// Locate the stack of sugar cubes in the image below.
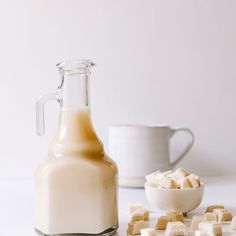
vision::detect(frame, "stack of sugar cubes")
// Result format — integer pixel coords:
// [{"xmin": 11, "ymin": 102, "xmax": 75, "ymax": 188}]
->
[{"xmin": 145, "ymin": 167, "xmax": 201, "ymax": 189}]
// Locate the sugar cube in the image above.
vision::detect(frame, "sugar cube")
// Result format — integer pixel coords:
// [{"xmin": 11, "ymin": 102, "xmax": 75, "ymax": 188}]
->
[
  {"xmin": 195, "ymin": 230, "xmax": 210, "ymax": 236},
  {"xmin": 212, "ymin": 208, "xmax": 232, "ymax": 221},
  {"xmin": 230, "ymin": 216, "xmax": 236, "ymax": 230},
  {"xmin": 205, "ymin": 205, "xmax": 224, "ymax": 213},
  {"xmin": 187, "ymin": 174, "xmax": 200, "ymax": 188},
  {"xmin": 155, "ymin": 216, "xmax": 171, "ymax": 230},
  {"xmin": 127, "ymin": 220, "xmax": 149, "ymax": 235},
  {"xmin": 145, "ymin": 171, "xmax": 161, "ymax": 187},
  {"xmin": 131, "ymin": 208, "xmax": 149, "ymax": 221},
  {"xmin": 204, "ymin": 212, "xmax": 217, "ymax": 221},
  {"xmin": 178, "ymin": 177, "xmax": 192, "ymax": 189},
  {"xmin": 128, "ymin": 203, "xmax": 144, "ymax": 215},
  {"xmin": 172, "ymin": 168, "xmax": 189, "ymax": 179},
  {"xmin": 191, "ymin": 215, "xmax": 205, "ymax": 231},
  {"xmin": 167, "ymin": 212, "xmax": 184, "ymax": 222},
  {"xmin": 198, "ymin": 222, "xmax": 222, "ymax": 236},
  {"xmin": 217, "ymin": 209, "xmax": 232, "ymax": 221},
  {"xmin": 140, "ymin": 228, "xmax": 157, "ymax": 236},
  {"xmin": 158, "ymin": 170, "xmax": 173, "ymax": 177},
  {"xmin": 165, "ymin": 222, "xmax": 187, "ymax": 236},
  {"xmin": 159, "ymin": 177, "xmax": 178, "ymax": 189},
  {"xmin": 131, "ymin": 210, "xmax": 144, "ymax": 222},
  {"xmin": 212, "ymin": 208, "xmax": 224, "ymax": 220}
]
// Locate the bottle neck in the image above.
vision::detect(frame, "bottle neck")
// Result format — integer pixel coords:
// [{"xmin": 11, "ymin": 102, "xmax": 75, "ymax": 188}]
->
[
  {"xmin": 50, "ymin": 72, "xmax": 104, "ymax": 157},
  {"xmin": 58, "ymin": 72, "xmax": 94, "ymax": 141},
  {"xmin": 60, "ymin": 72, "xmax": 90, "ymax": 109}
]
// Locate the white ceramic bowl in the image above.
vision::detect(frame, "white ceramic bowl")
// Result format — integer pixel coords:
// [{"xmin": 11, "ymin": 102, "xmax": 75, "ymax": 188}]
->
[{"xmin": 145, "ymin": 183, "xmax": 204, "ymax": 213}]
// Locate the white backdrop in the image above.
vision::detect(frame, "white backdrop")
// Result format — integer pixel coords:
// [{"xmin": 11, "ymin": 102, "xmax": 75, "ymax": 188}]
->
[{"xmin": 0, "ymin": 0, "xmax": 236, "ymax": 179}]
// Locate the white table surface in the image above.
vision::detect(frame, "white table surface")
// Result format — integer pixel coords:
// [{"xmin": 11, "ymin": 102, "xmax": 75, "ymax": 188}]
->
[{"xmin": 0, "ymin": 176, "xmax": 236, "ymax": 235}]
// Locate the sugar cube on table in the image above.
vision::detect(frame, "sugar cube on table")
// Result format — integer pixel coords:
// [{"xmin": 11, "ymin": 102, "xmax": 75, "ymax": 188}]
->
[
  {"xmin": 191, "ymin": 215, "xmax": 205, "ymax": 231},
  {"xmin": 165, "ymin": 222, "xmax": 187, "ymax": 236},
  {"xmin": 212, "ymin": 208, "xmax": 224, "ymax": 220},
  {"xmin": 143, "ymin": 210, "xmax": 150, "ymax": 221},
  {"xmin": 140, "ymin": 228, "xmax": 157, "ymax": 236},
  {"xmin": 195, "ymin": 230, "xmax": 210, "ymax": 236},
  {"xmin": 155, "ymin": 216, "xmax": 171, "ymax": 230},
  {"xmin": 198, "ymin": 222, "xmax": 222, "ymax": 236},
  {"xmin": 217, "ymin": 210, "xmax": 232, "ymax": 221},
  {"xmin": 131, "ymin": 210, "xmax": 144, "ymax": 222},
  {"xmin": 131, "ymin": 208, "xmax": 149, "ymax": 221},
  {"xmin": 205, "ymin": 205, "xmax": 224, "ymax": 213},
  {"xmin": 204, "ymin": 212, "xmax": 217, "ymax": 221},
  {"xmin": 127, "ymin": 220, "xmax": 149, "ymax": 235},
  {"xmin": 212, "ymin": 208, "xmax": 232, "ymax": 221},
  {"xmin": 230, "ymin": 216, "xmax": 236, "ymax": 230},
  {"xmin": 128, "ymin": 203, "xmax": 144, "ymax": 215},
  {"xmin": 167, "ymin": 212, "xmax": 184, "ymax": 223}
]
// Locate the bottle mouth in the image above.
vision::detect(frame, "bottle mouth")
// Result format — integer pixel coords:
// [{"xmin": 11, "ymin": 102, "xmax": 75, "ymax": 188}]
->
[{"xmin": 56, "ymin": 59, "xmax": 95, "ymax": 74}]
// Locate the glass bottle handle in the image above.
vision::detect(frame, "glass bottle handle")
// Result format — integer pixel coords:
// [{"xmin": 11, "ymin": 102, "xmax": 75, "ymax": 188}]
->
[{"xmin": 36, "ymin": 90, "xmax": 62, "ymax": 136}]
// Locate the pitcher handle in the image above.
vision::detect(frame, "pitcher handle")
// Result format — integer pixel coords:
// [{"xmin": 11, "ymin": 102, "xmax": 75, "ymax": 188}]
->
[
  {"xmin": 36, "ymin": 90, "xmax": 62, "ymax": 136},
  {"xmin": 169, "ymin": 127, "xmax": 194, "ymax": 167}
]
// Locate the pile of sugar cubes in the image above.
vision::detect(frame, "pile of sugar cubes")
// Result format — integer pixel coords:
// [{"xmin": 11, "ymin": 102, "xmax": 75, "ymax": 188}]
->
[
  {"xmin": 192, "ymin": 205, "xmax": 235, "ymax": 235},
  {"xmin": 127, "ymin": 203, "xmax": 236, "ymax": 236},
  {"xmin": 127, "ymin": 203, "xmax": 188, "ymax": 236},
  {"xmin": 145, "ymin": 168, "xmax": 201, "ymax": 189}
]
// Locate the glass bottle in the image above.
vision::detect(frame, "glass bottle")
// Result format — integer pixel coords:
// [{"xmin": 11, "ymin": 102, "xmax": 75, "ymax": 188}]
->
[{"xmin": 35, "ymin": 60, "xmax": 118, "ymax": 236}]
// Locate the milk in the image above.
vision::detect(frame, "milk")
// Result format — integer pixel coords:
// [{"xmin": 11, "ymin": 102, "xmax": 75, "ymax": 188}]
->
[{"xmin": 35, "ymin": 108, "xmax": 118, "ymax": 235}]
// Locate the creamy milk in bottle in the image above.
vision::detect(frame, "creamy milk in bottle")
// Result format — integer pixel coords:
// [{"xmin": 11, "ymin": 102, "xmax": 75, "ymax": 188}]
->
[{"xmin": 35, "ymin": 60, "xmax": 118, "ymax": 236}]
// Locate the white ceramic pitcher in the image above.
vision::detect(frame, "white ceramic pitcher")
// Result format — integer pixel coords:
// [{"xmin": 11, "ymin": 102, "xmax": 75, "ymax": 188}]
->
[{"xmin": 109, "ymin": 125, "xmax": 194, "ymax": 187}]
